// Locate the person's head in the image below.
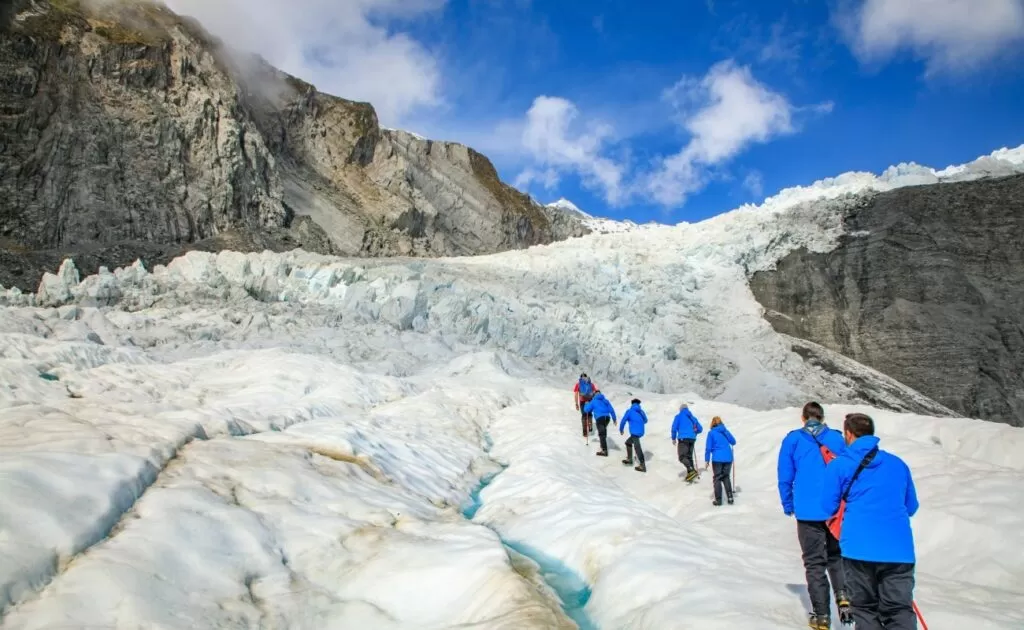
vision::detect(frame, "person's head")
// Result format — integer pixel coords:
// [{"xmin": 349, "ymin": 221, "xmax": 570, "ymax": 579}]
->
[
  {"xmin": 801, "ymin": 401, "xmax": 824, "ymax": 425},
  {"xmin": 580, "ymin": 373, "xmax": 589, "ymax": 382},
  {"xmin": 679, "ymin": 402, "xmax": 689, "ymax": 411},
  {"xmin": 843, "ymin": 413, "xmax": 875, "ymax": 445},
  {"xmin": 710, "ymin": 416, "xmax": 723, "ymax": 428},
  {"xmin": 631, "ymin": 398, "xmax": 641, "ymax": 406}
]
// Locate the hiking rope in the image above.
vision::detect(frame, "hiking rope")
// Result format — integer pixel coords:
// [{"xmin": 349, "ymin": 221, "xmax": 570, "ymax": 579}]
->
[{"xmin": 913, "ymin": 601, "xmax": 928, "ymax": 630}]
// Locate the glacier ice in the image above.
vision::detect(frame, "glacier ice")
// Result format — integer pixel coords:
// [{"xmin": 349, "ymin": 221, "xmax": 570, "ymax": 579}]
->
[{"xmin": 1, "ymin": 144, "xmax": 1023, "ymax": 628}]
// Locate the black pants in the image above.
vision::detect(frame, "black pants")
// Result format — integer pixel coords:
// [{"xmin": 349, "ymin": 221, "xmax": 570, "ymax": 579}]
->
[
  {"xmin": 845, "ymin": 559, "xmax": 916, "ymax": 629},
  {"xmin": 579, "ymin": 398, "xmax": 593, "ymax": 436},
  {"xmin": 797, "ymin": 520, "xmax": 847, "ymax": 617},
  {"xmin": 677, "ymin": 438, "xmax": 696, "ymax": 472},
  {"xmin": 625, "ymin": 435, "xmax": 645, "ymax": 464},
  {"xmin": 711, "ymin": 462, "xmax": 733, "ymax": 502},
  {"xmin": 595, "ymin": 416, "xmax": 610, "ymax": 452}
]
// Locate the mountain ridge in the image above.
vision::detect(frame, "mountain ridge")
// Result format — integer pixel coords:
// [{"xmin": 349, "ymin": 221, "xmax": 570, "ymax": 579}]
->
[{"xmin": 0, "ymin": 0, "xmax": 587, "ymax": 291}]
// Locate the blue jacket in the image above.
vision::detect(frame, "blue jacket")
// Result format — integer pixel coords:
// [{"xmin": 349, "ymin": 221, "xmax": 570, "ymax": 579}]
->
[
  {"xmin": 777, "ymin": 422, "xmax": 848, "ymax": 520},
  {"xmin": 704, "ymin": 424, "xmax": 736, "ymax": 463},
  {"xmin": 619, "ymin": 403, "xmax": 648, "ymax": 437},
  {"xmin": 821, "ymin": 436, "xmax": 919, "ymax": 564},
  {"xmin": 671, "ymin": 408, "xmax": 703, "ymax": 440},
  {"xmin": 583, "ymin": 393, "xmax": 617, "ymax": 421}
]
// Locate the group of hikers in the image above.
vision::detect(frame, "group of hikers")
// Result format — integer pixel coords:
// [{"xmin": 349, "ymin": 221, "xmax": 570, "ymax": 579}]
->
[{"xmin": 573, "ymin": 376, "xmax": 922, "ymax": 630}]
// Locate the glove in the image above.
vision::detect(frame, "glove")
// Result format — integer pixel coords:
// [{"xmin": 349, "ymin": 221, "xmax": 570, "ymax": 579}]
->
[
  {"xmin": 672, "ymin": 439, "xmax": 677, "ymax": 445},
  {"xmin": 784, "ymin": 509, "xmax": 794, "ymax": 517}
]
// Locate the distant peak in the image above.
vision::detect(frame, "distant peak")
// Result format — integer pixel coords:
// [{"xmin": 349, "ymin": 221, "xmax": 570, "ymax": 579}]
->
[{"xmin": 546, "ymin": 198, "xmax": 589, "ymax": 218}]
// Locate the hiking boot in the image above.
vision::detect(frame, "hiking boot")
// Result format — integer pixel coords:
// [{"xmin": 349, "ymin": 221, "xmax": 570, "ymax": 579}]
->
[
  {"xmin": 727, "ymin": 495, "xmax": 734, "ymax": 505},
  {"xmin": 595, "ymin": 451, "xmax": 608, "ymax": 457},
  {"xmin": 836, "ymin": 592, "xmax": 853, "ymax": 625},
  {"xmin": 712, "ymin": 499, "xmax": 722, "ymax": 506},
  {"xmin": 685, "ymin": 470, "xmax": 699, "ymax": 483},
  {"xmin": 634, "ymin": 464, "xmax": 646, "ymax": 473},
  {"xmin": 808, "ymin": 613, "xmax": 831, "ymax": 629},
  {"xmin": 621, "ymin": 459, "xmax": 633, "ymax": 466}
]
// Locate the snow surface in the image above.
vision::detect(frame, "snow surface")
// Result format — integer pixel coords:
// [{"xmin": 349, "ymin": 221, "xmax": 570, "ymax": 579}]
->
[
  {"xmin": 2, "ymin": 144, "xmax": 1024, "ymax": 628},
  {"xmin": 1, "ymin": 304, "xmax": 1022, "ymax": 628}
]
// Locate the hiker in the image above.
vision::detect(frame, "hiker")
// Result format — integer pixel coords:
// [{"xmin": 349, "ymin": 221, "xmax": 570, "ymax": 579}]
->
[
  {"xmin": 822, "ymin": 413, "xmax": 919, "ymax": 630},
  {"xmin": 573, "ymin": 373, "xmax": 598, "ymax": 441},
  {"xmin": 671, "ymin": 402, "xmax": 703, "ymax": 482},
  {"xmin": 618, "ymin": 398, "xmax": 648, "ymax": 472},
  {"xmin": 703, "ymin": 416, "xmax": 735, "ymax": 505},
  {"xmin": 777, "ymin": 401, "xmax": 851, "ymax": 630},
  {"xmin": 583, "ymin": 392, "xmax": 617, "ymax": 457}
]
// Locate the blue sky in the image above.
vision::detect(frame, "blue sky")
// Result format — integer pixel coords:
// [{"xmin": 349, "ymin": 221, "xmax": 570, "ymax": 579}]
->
[{"xmin": 169, "ymin": 0, "xmax": 1024, "ymax": 224}]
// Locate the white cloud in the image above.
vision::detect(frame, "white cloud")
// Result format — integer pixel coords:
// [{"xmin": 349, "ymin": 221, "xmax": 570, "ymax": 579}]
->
[
  {"xmin": 742, "ymin": 171, "xmax": 765, "ymax": 198},
  {"xmin": 516, "ymin": 96, "xmax": 627, "ymax": 204},
  {"xmin": 642, "ymin": 60, "xmax": 795, "ymax": 206},
  {"xmin": 164, "ymin": 0, "xmax": 445, "ymax": 124},
  {"xmin": 842, "ymin": 0, "xmax": 1024, "ymax": 74},
  {"xmin": 512, "ymin": 62, "xmax": 804, "ymax": 209}
]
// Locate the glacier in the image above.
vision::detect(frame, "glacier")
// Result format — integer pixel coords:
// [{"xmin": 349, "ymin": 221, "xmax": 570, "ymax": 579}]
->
[{"xmin": 1, "ymin": 144, "xmax": 1024, "ymax": 628}]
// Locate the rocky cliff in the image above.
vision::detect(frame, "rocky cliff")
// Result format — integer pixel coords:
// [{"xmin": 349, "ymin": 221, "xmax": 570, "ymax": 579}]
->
[
  {"xmin": 0, "ymin": 0, "xmax": 585, "ymax": 290},
  {"xmin": 750, "ymin": 174, "xmax": 1024, "ymax": 426}
]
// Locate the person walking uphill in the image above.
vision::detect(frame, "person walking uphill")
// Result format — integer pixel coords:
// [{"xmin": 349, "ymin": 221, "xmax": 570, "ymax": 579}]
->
[
  {"xmin": 777, "ymin": 401, "xmax": 851, "ymax": 630},
  {"xmin": 822, "ymin": 413, "xmax": 920, "ymax": 630},
  {"xmin": 574, "ymin": 373, "xmax": 598, "ymax": 442},
  {"xmin": 704, "ymin": 416, "xmax": 736, "ymax": 505},
  {"xmin": 619, "ymin": 398, "xmax": 648, "ymax": 472},
  {"xmin": 583, "ymin": 392, "xmax": 617, "ymax": 457},
  {"xmin": 671, "ymin": 402, "xmax": 703, "ymax": 483}
]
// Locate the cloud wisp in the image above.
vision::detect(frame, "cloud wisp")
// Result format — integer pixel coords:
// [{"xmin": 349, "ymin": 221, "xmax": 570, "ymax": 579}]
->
[
  {"xmin": 839, "ymin": 0, "xmax": 1024, "ymax": 75},
  {"xmin": 164, "ymin": 0, "xmax": 446, "ymax": 125}
]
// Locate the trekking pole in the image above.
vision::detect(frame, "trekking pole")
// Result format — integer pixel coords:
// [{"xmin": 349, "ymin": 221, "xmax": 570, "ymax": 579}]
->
[{"xmin": 912, "ymin": 601, "xmax": 928, "ymax": 630}]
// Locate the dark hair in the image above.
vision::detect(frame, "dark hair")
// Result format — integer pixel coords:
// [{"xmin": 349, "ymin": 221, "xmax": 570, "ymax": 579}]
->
[
  {"xmin": 802, "ymin": 401, "xmax": 824, "ymax": 422},
  {"xmin": 844, "ymin": 413, "xmax": 875, "ymax": 438},
  {"xmin": 631, "ymin": 398, "xmax": 641, "ymax": 405}
]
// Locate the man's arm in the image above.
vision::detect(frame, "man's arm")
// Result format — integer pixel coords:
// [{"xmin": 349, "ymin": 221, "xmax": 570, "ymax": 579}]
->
[
  {"xmin": 777, "ymin": 436, "xmax": 796, "ymax": 515},
  {"xmin": 904, "ymin": 464, "xmax": 920, "ymax": 517},
  {"xmin": 670, "ymin": 415, "xmax": 679, "ymax": 441},
  {"xmin": 820, "ymin": 460, "xmax": 844, "ymax": 516}
]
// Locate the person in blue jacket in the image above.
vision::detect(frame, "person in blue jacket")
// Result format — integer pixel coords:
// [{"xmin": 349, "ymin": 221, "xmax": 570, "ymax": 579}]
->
[
  {"xmin": 618, "ymin": 398, "xmax": 648, "ymax": 472},
  {"xmin": 583, "ymin": 392, "xmax": 617, "ymax": 457},
  {"xmin": 822, "ymin": 413, "xmax": 919, "ymax": 630},
  {"xmin": 671, "ymin": 402, "xmax": 703, "ymax": 482},
  {"xmin": 703, "ymin": 416, "xmax": 736, "ymax": 505},
  {"xmin": 777, "ymin": 401, "xmax": 851, "ymax": 630}
]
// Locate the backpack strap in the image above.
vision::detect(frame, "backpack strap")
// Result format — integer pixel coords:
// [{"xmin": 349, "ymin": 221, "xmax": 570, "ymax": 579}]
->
[
  {"xmin": 799, "ymin": 429, "xmax": 832, "ymax": 463},
  {"xmin": 841, "ymin": 447, "xmax": 880, "ymax": 502}
]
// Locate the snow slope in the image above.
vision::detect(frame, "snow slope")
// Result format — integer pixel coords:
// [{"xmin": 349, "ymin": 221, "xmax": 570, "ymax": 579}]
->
[
  {"xmin": 2, "ymin": 144, "xmax": 1023, "ymax": 628},
  {"xmin": 1, "ymin": 302, "xmax": 1022, "ymax": 628}
]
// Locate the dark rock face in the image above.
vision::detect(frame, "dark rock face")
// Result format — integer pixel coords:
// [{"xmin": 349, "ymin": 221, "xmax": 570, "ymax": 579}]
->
[
  {"xmin": 0, "ymin": 0, "xmax": 585, "ymax": 291},
  {"xmin": 750, "ymin": 174, "xmax": 1024, "ymax": 426}
]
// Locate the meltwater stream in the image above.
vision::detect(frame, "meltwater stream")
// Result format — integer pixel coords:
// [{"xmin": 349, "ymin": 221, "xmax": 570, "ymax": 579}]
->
[{"xmin": 462, "ymin": 434, "xmax": 596, "ymax": 630}]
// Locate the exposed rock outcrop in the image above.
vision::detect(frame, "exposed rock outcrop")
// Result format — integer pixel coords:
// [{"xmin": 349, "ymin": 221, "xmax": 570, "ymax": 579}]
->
[
  {"xmin": 0, "ymin": 0, "xmax": 586, "ymax": 290},
  {"xmin": 750, "ymin": 174, "xmax": 1024, "ymax": 426}
]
